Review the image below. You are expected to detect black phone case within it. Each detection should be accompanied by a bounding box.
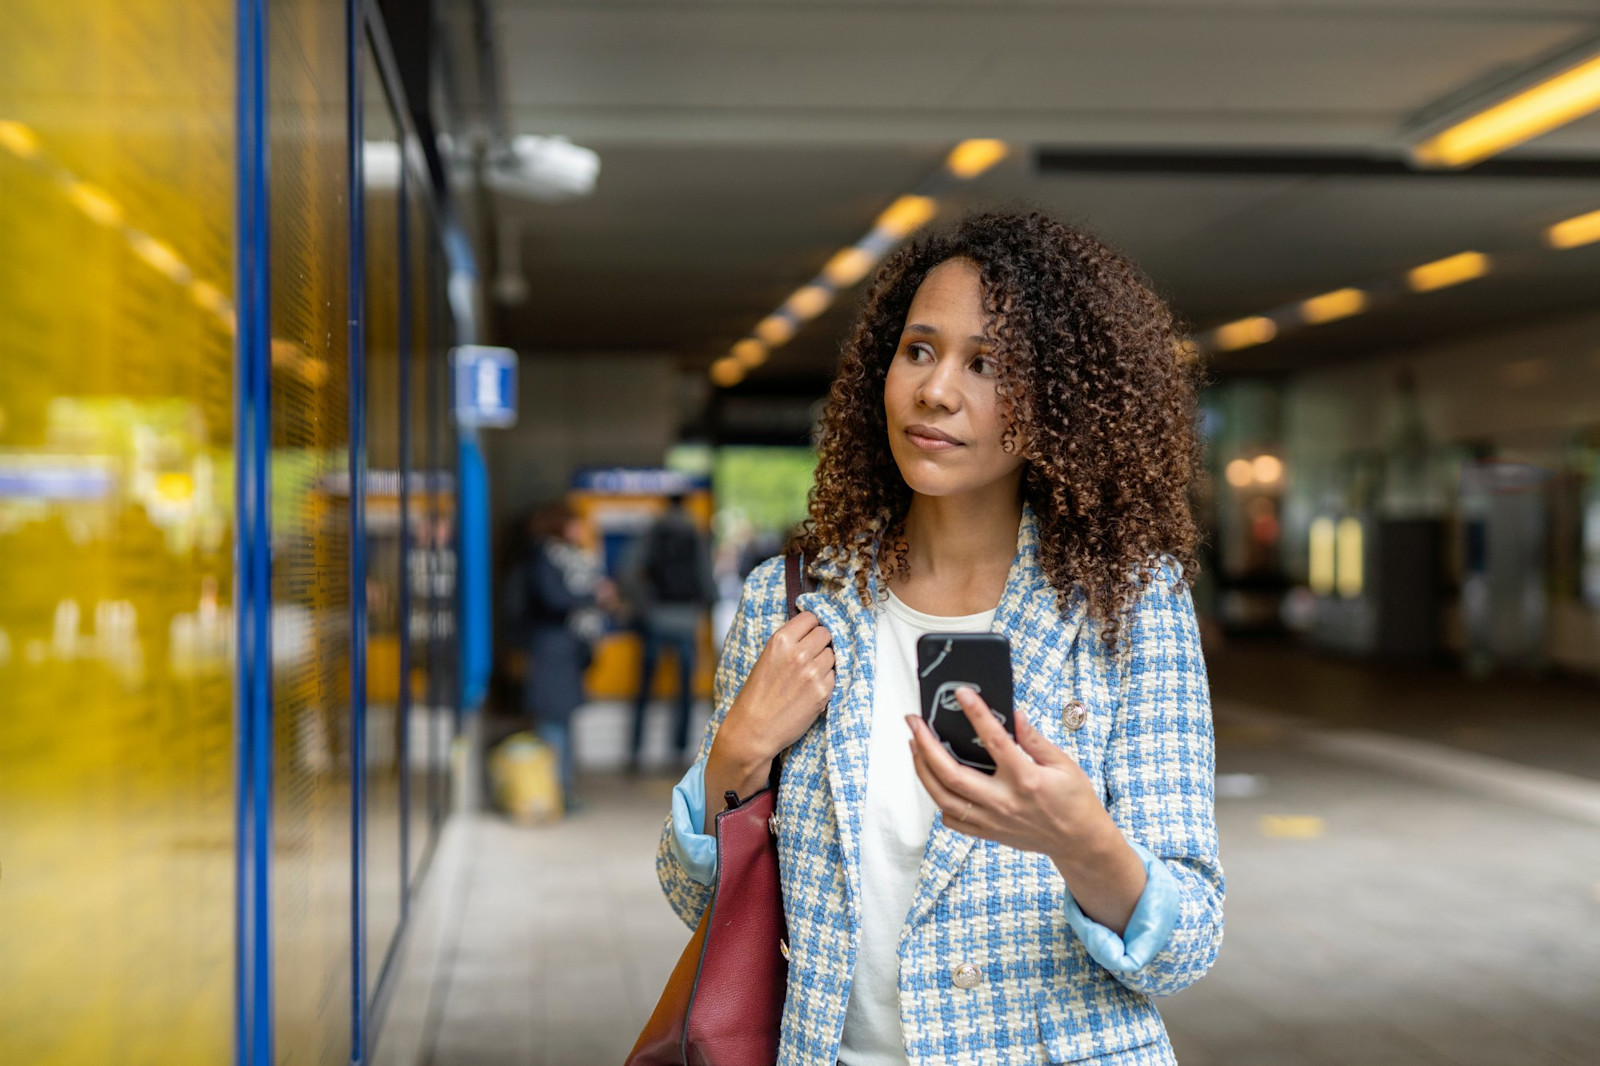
[916,632,1014,774]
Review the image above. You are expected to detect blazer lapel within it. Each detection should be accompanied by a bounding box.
[795,567,878,942]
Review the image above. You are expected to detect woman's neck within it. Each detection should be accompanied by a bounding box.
[890,485,1024,617]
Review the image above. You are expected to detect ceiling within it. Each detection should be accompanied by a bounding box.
[482,0,1600,382]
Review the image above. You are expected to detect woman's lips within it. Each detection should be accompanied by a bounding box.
[905,425,962,451]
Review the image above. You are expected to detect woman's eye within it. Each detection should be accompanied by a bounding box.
[904,342,934,363]
[971,354,996,376]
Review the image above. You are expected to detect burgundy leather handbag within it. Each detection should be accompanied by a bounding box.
[625,553,811,1066]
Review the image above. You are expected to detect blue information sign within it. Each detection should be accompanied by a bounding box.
[451,345,519,428]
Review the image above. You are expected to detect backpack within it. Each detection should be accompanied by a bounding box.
[644,520,705,604]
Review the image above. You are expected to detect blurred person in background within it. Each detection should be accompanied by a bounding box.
[504,501,615,812]
[654,213,1222,1065]
[624,493,717,773]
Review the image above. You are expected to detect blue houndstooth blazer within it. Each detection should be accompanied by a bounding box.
[656,510,1223,1065]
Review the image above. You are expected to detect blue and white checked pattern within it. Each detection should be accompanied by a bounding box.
[655,510,1223,1065]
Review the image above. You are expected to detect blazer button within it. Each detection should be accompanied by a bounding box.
[1063,699,1089,731]
[951,963,980,990]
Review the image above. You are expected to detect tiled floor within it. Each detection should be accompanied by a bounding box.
[420,772,686,1066]
[420,668,1600,1066]
[1206,641,1600,782]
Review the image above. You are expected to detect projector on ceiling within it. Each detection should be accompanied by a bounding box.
[485,135,600,201]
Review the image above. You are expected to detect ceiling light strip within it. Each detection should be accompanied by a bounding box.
[1198,245,1498,356]
[1413,46,1600,169]
[1406,251,1490,292]
[711,139,1010,387]
[1546,207,1600,249]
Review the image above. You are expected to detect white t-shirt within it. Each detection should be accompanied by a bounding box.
[837,590,997,1066]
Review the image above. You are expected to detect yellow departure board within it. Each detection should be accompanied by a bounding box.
[267,0,354,1062]
[0,1,236,1062]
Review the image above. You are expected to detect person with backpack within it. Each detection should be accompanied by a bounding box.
[625,493,717,774]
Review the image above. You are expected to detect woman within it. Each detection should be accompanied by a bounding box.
[506,502,614,811]
[657,213,1221,1064]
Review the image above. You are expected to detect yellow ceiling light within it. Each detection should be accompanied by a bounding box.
[731,338,767,368]
[874,195,938,239]
[754,314,796,348]
[1252,455,1283,485]
[1224,458,1254,488]
[821,246,877,288]
[1413,52,1600,168]
[1545,206,1600,249]
[1406,251,1490,292]
[710,356,745,388]
[1299,287,1368,325]
[1213,316,1277,352]
[945,139,1009,179]
[784,284,832,322]
[0,119,40,159]
[66,181,124,227]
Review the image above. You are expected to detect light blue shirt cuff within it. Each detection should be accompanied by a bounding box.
[670,757,718,886]
[1063,839,1181,974]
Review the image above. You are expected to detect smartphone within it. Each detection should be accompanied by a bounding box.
[915,632,1014,775]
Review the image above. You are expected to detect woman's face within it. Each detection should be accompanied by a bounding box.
[884,258,1026,501]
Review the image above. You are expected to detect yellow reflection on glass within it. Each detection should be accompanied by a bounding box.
[0,119,41,158]
[65,180,124,226]
[0,0,236,1059]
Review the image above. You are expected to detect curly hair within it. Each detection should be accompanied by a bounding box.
[798,211,1203,652]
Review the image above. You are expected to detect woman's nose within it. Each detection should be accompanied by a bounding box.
[916,358,961,410]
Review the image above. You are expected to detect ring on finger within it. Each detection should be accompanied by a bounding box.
[961,799,973,823]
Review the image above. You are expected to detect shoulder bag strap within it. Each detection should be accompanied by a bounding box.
[767,551,813,789]
[782,550,811,620]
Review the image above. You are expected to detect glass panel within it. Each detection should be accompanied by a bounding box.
[0,1,236,1061]
[427,241,459,832]
[268,0,352,1059]
[405,195,434,885]
[362,45,404,1003]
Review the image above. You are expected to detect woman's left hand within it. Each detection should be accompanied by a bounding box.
[905,687,1103,858]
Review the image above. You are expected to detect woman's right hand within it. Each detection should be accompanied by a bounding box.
[703,611,834,823]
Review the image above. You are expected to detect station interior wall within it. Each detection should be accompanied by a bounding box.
[485,353,681,551]
[1280,309,1600,673]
